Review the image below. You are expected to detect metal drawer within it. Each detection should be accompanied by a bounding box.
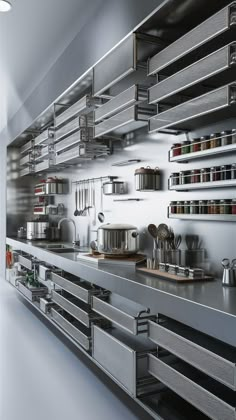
[18,254,34,270]
[149,43,236,104]
[20,153,32,167]
[92,325,156,396]
[52,290,93,328]
[55,130,82,153]
[55,117,81,142]
[92,296,151,335]
[55,95,98,128]
[94,85,147,123]
[148,2,236,75]
[148,320,236,390]
[51,272,99,304]
[148,355,236,420]
[51,308,90,350]
[34,160,51,173]
[149,83,236,133]
[18,281,48,302]
[94,105,154,138]
[34,129,49,146]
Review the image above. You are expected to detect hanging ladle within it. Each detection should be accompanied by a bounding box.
[98,178,105,223]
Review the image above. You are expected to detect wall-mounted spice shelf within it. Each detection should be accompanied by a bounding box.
[169,142,236,163]
[168,213,236,222]
[169,179,236,191]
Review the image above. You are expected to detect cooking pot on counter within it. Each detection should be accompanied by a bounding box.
[97,223,139,255]
[27,222,50,240]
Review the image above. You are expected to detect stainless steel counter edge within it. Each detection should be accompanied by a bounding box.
[7,237,236,347]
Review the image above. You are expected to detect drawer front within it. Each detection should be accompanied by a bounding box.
[55,117,80,142]
[148,355,236,420]
[92,325,135,395]
[92,296,137,335]
[149,84,229,133]
[55,95,89,127]
[95,85,137,123]
[148,321,236,390]
[51,272,89,303]
[52,290,90,328]
[18,255,33,270]
[148,4,232,75]
[51,308,90,350]
[94,106,136,138]
[93,34,135,96]
[149,44,230,104]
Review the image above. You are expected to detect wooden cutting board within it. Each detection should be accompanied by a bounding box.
[137,267,214,283]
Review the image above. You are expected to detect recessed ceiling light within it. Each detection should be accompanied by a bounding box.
[0,0,12,12]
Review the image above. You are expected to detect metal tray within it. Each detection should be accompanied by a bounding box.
[148,2,236,75]
[149,83,236,133]
[149,43,236,104]
[51,308,91,350]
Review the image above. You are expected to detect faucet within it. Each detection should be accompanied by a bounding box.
[57,218,80,247]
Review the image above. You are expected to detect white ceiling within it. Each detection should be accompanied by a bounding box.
[0,0,104,125]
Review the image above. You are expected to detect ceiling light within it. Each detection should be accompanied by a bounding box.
[0,0,12,12]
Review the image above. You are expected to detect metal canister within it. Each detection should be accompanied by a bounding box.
[135,167,160,191]
[169,173,180,187]
[190,169,200,183]
[220,165,231,180]
[210,133,221,148]
[200,168,210,183]
[199,200,208,214]
[221,131,232,146]
[231,163,236,179]
[181,140,191,154]
[220,200,231,215]
[200,135,210,151]
[190,200,199,214]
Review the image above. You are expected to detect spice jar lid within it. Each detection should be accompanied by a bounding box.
[135,166,159,175]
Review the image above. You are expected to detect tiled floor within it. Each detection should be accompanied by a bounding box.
[0,279,151,420]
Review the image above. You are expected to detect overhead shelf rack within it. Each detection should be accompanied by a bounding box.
[149,83,236,133]
[54,95,100,128]
[169,143,236,163]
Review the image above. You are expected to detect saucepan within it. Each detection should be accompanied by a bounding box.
[97,223,139,255]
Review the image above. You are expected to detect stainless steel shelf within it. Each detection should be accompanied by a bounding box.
[95,85,147,123]
[19,153,33,167]
[94,104,155,138]
[168,213,236,222]
[34,160,52,173]
[148,2,236,75]
[34,129,50,146]
[169,143,236,162]
[20,139,34,155]
[149,43,236,104]
[149,83,236,133]
[55,95,99,128]
[169,179,236,191]
[55,128,93,154]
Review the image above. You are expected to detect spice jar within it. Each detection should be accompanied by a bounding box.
[231,199,236,214]
[210,200,220,214]
[171,143,182,157]
[190,169,200,184]
[169,173,180,187]
[199,200,208,214]
[176,201,184,214]
[200,168,210,183]
[220,200,231,215]
[210,133,221,149]
[221,131,232,146]
[220,165,231,181]
[207,200,212,214]
[210,166,221,182]
[184,201,190,214]
[170,201,177,214]
[179,171,190,184]
[231,164,236,179]
[181,140,191,154]
[200,135,210,151]
[232,129,236,144]
[190,138,201,153]
[190,200,199,214]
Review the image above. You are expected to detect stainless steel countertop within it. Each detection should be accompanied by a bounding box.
[7,237,236,347]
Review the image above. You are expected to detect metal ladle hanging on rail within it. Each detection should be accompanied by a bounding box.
[98,178,105,223]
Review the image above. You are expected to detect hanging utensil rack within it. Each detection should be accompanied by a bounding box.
[72,176,118,186]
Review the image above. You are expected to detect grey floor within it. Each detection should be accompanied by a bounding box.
[0,279,152,420]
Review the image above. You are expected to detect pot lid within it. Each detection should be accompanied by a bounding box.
[135,166,159,175]
[99,223,137,230]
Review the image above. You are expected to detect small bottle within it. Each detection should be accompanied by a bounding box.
[231,164,236,180]
[171,143,182,157]
[181,140,191,154]
[210,133,221,149]
[221,131,232,146]
[190,200,199,214]
[199,200,208,214]
[169,173,180,187]
[200,135,210,151]
[200,168,210,183]
[170,201,177,214]
[184,201,190,214]
[231,199,236,215]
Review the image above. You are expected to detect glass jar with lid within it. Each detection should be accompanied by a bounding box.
[176,201,184,214]
[210,133,221,149]
[190,169,200,183]
[199,200,208,214]
[220,200,231,215]
[200,135,210,151]
[190,138,201,153]
[220,165,231,181]
[169,173,179,187]
[184,201,190,214]
[231,164,236,179]
[190,200,199,214]
[170,143,182,157]
[221,131,232,146]
[231,199,236,215]
[170,201,177,214]
[210,166,221,182]
[200,168,210,183]
[232,129,236,144]
[181,140,191,154]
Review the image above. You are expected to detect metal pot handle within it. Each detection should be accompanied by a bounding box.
[131,231,139,238]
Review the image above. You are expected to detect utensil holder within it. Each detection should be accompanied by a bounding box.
[165,250,181,265]
[185,249,205,267]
